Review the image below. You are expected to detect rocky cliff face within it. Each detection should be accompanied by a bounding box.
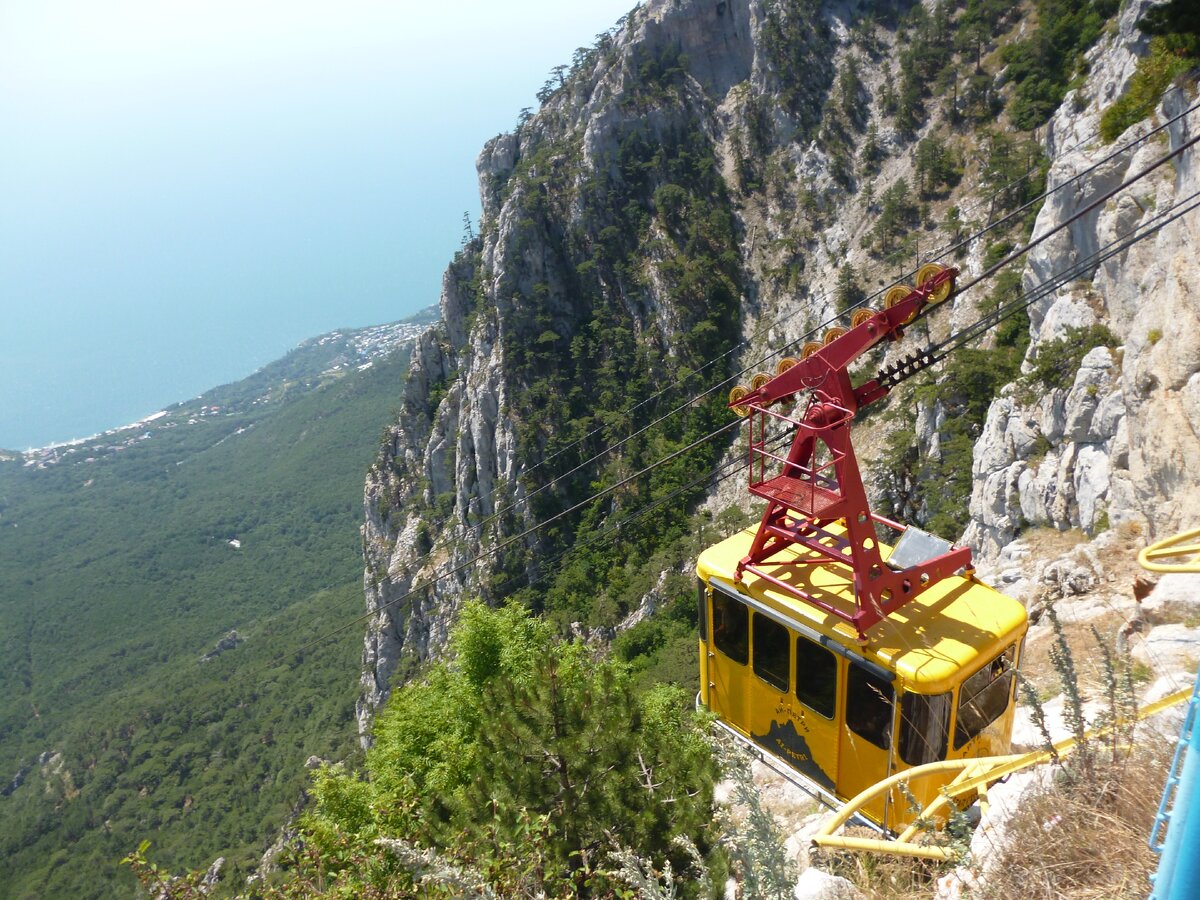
[358,0,851,735]
[963,0,1199,566]
[358,0,1199,737]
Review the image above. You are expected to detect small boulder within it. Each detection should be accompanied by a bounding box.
[793,866,863,899]
[1141,573,1200,616]
[1131,624,1200,674]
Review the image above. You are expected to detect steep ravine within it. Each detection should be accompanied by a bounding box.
[357,0,1199,743]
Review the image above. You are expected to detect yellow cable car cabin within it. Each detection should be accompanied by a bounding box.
[706,267,1030,830]
[697,523,1028,831]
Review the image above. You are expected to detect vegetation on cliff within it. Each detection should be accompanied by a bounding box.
[13,0,1200,893]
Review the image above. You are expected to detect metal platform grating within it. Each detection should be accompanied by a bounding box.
[749,474,842,518]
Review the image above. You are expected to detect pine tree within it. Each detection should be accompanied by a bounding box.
[835,264,866,313]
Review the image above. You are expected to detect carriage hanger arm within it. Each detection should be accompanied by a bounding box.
[730,266,958,413]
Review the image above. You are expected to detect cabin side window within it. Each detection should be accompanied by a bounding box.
[795,637,838,718]
[900,692,951,766]
[711,590,749,665]
[846,664,894,749]
[752,613,790,691]
[954,645,1017,749]
[697,579,708,641]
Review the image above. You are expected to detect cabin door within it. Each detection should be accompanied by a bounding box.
[778,633,841,793]
[837,661,897,827]
[708,589,750,731]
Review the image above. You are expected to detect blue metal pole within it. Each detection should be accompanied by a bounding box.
[1151,669,1200,900]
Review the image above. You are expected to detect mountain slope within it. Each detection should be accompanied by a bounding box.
[98,0,1200,894]
[0,311,433,898]
[357,0,1199,856]
[357,0,1102,713]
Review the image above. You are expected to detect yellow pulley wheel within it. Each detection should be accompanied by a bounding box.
[801,341,823,359]
[729,385,751,417]
[823,326,847,345]
[775,356,800,376]
[884,284,917,324]
[916,263,954,304]
[851,307,878,328]
[750,372,772,391]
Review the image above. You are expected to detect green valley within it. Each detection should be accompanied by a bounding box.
[0,310,434,898]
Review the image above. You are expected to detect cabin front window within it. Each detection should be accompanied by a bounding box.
[752,613,790,691]
[954,645,1017,749]
[697,579,708,641]
[900,692,951,765]
[795,636,838,718]
[712,590,749,665]
[846,664,894,749]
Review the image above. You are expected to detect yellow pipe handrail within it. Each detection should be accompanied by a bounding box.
[813,759,989,856]
[1139,526,1200,573]
[815,834,959,860]
[813,687,1192,859]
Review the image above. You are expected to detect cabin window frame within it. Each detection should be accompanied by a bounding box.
[752,612,791,692]
[846,662,895,750]
[795,634,839,719]
[711,589,749,665]
[953,644,1017,750]
[899,691,952,766]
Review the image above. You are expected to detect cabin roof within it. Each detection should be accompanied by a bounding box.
[696,525,1028,692]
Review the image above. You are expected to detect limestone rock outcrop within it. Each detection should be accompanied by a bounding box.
[964,0,1199,562]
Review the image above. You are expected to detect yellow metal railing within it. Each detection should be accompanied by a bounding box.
[812,687,1192,859]
[1139,527,1200,574]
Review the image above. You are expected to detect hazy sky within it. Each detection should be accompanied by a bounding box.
[1,0,637,448]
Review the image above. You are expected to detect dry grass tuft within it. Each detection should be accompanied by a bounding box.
[812,828,947,900]
[816,732,1171,900]
[1019,525,1091,556]
[1019,611,1127,693]
[976,733,1172,899]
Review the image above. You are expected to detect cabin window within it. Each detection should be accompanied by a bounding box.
[752,614,790,691]
[697,579,708,641]
[795,637,837,719]
[712,590,749,665]
[846,664,894,749]
[954,645,1017,749]
[900,692,951,766]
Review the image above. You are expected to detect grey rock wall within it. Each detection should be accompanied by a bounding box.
[964,0,1199,563]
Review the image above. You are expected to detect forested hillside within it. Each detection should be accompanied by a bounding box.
[0,312,433,897]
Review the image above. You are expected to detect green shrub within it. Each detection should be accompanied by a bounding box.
[1002,0,1119,131]
[1022,324,1118,393]
[294,603,717,897]
[983,239,1014,269]
[1100,35,1199,142]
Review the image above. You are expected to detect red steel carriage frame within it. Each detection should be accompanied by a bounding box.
[730,267,973,641]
